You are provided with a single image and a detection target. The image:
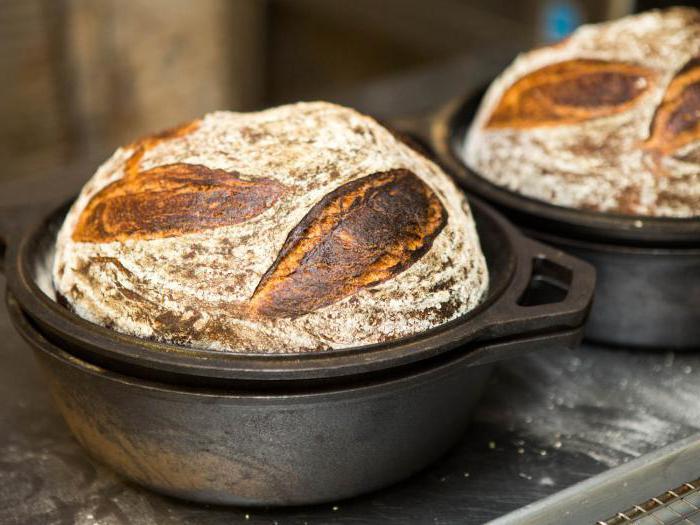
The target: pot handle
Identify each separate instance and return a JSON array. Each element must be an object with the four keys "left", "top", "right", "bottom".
[{"left": 476, "top": 236, "right": 596, "bottom": 342}]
